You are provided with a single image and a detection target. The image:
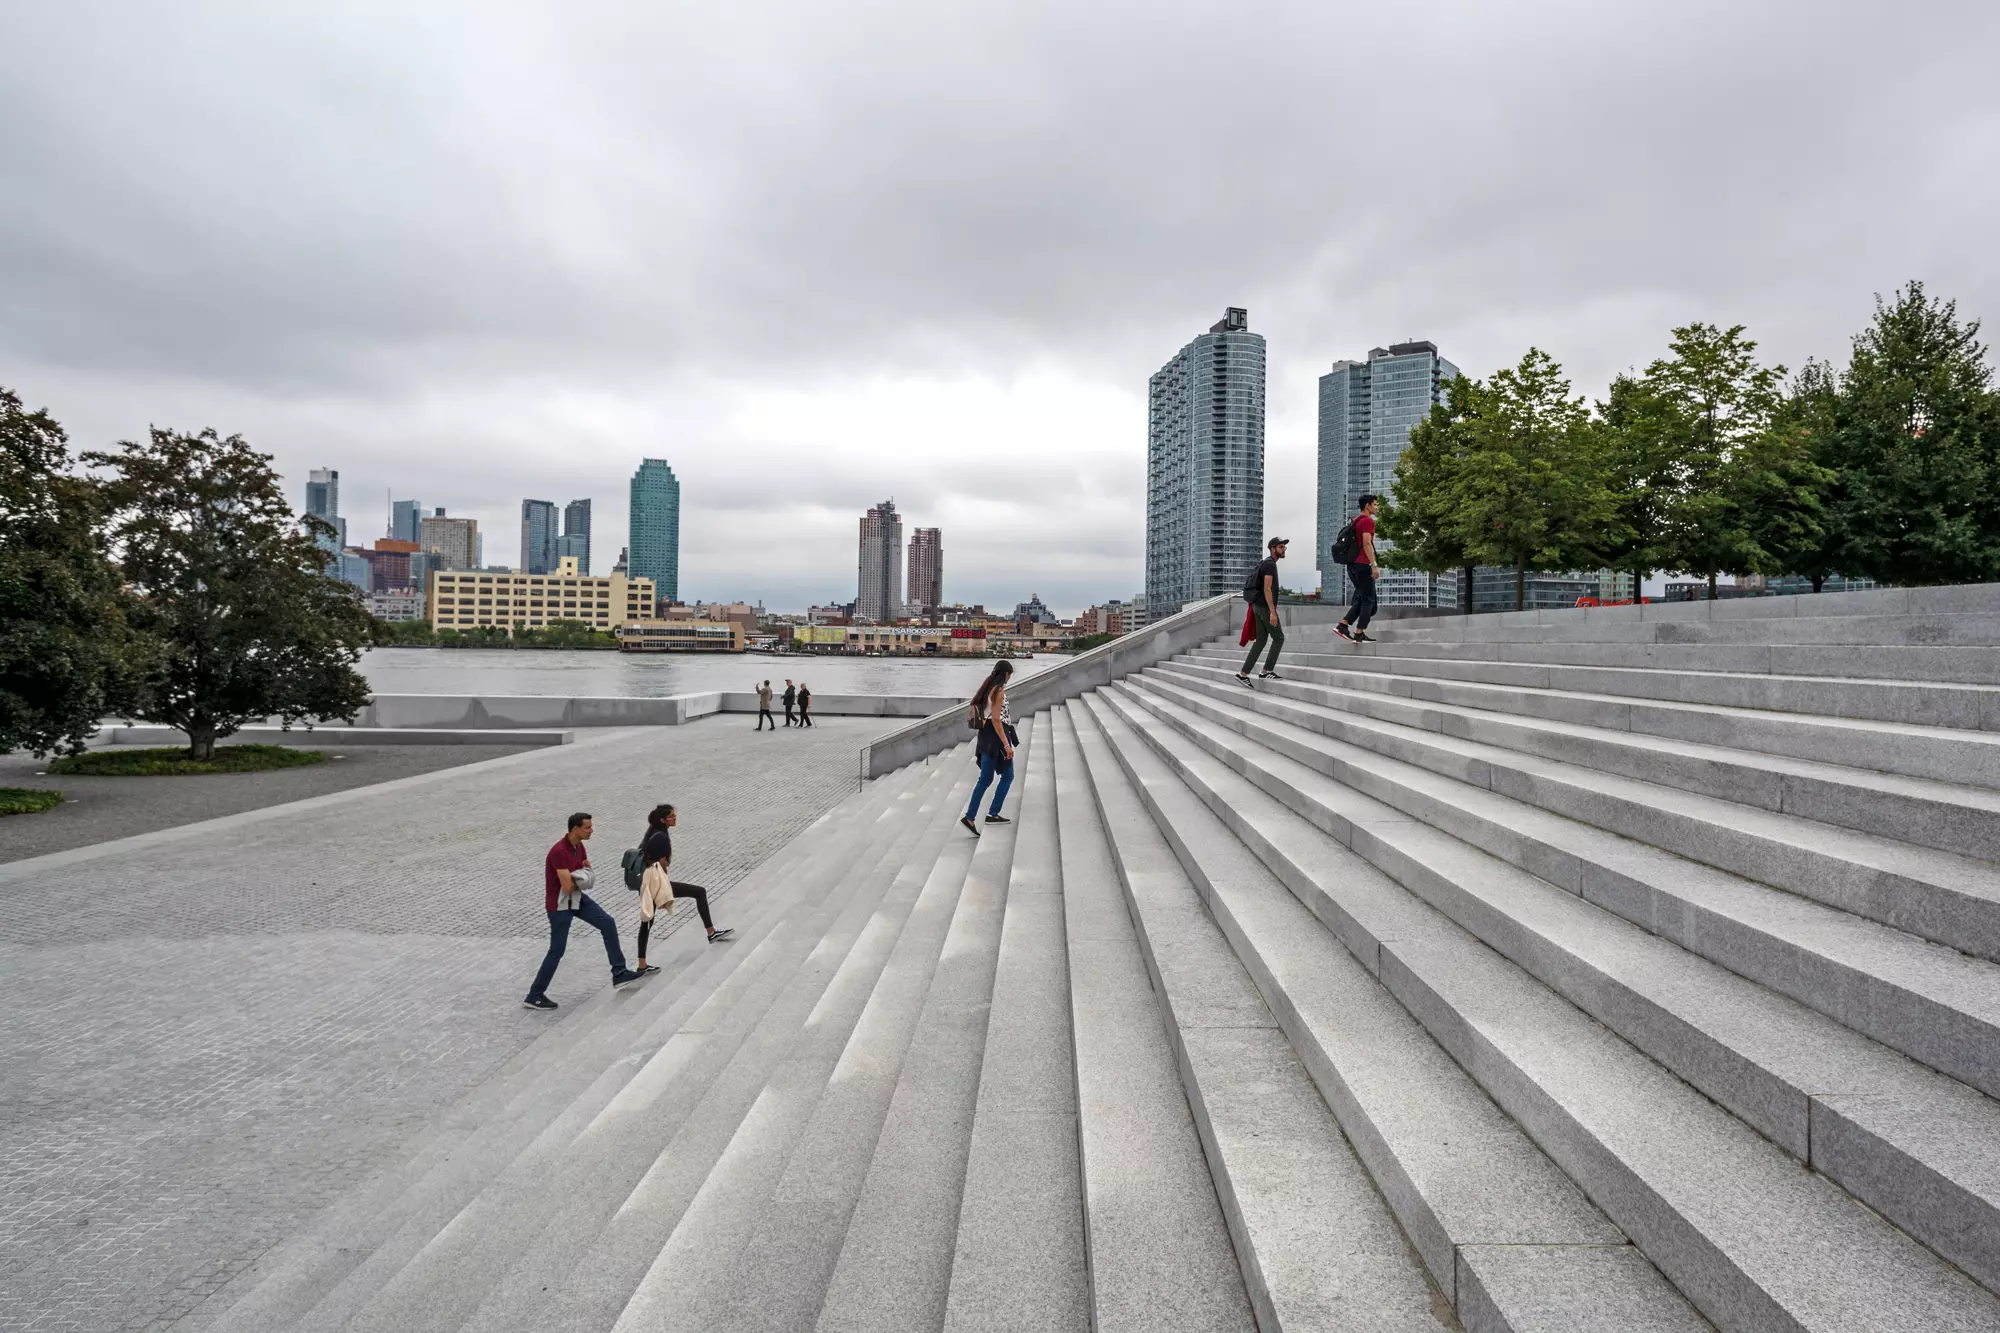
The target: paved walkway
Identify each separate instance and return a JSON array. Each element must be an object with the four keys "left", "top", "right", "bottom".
[
  {"left": 0, "top": 716, "right": 888, "bottom": 1333},
  {"left": 0, "top": 743, "right": 532, "bottom": 864}
]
